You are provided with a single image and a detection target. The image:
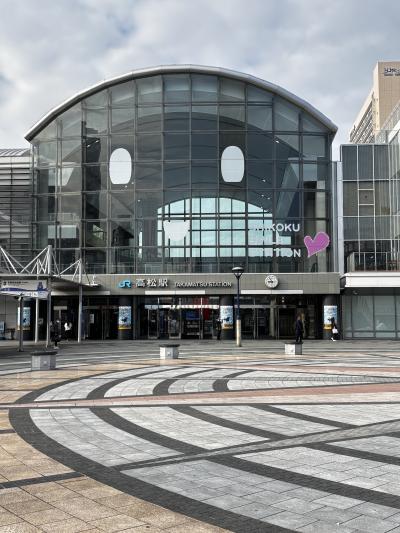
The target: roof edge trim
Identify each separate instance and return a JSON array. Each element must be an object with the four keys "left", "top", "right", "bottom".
[{"left": 25, "top": 64, "right": 337, "bottom": 141}]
